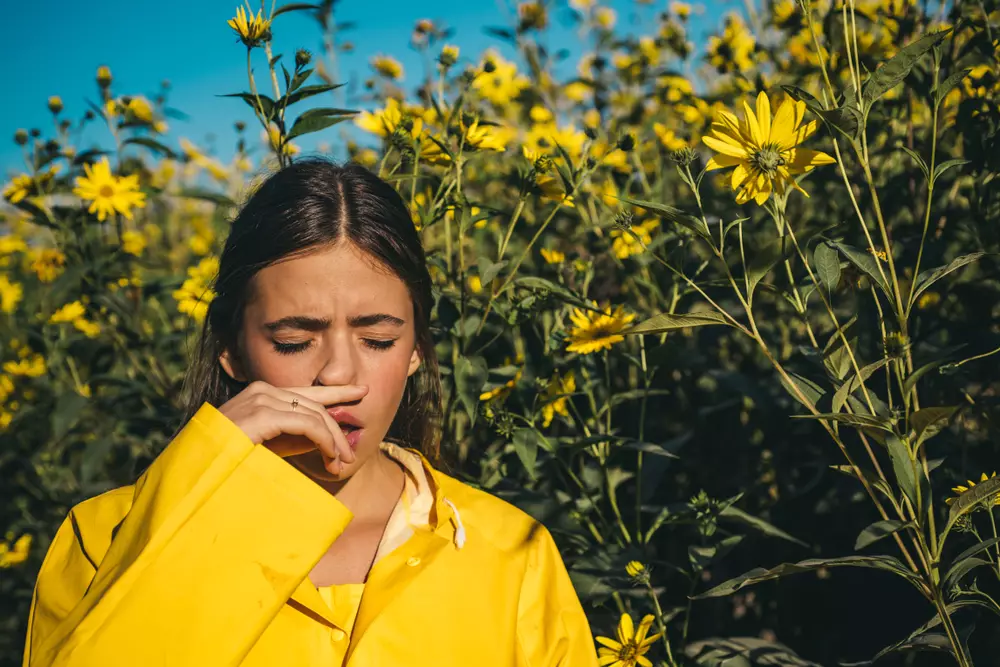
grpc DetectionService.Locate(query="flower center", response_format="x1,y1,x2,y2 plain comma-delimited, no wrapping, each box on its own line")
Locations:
98,184,115,198
619,643,638,660
750,145,785,175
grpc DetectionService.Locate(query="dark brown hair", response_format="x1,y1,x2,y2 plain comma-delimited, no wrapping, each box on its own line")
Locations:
178,158,442,462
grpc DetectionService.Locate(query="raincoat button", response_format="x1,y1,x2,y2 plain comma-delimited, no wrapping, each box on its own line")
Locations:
406,556,421,567
332,629,346,642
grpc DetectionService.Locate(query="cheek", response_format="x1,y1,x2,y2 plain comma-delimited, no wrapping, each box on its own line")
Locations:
359,346,415,415
242,337,314,386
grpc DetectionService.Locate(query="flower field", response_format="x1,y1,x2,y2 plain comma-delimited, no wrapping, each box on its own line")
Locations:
3,0,1000,664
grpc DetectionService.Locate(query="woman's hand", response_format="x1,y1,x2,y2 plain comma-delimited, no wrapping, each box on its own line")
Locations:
218,381,367,475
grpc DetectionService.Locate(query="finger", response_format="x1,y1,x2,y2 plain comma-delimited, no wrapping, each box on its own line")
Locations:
254,399,337,459
269,390,356,465
278,384,369,407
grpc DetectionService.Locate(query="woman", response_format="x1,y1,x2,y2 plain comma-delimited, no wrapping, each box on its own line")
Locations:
23,159,598,666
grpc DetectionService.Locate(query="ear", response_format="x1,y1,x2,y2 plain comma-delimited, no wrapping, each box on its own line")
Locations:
406,346,422,378
219,348,248,383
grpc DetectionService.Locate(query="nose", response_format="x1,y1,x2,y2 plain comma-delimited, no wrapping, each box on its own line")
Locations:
315,333,359,389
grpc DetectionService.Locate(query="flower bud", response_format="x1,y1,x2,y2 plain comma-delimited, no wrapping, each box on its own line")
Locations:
14,129,28,146
295,49,312,68
47,96,63,114
96,65,113,88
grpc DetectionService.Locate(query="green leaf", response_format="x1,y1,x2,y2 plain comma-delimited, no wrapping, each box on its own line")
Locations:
689,535,744,571
177,188,236,207
832,358,887,413
477,257,507,285
863,30,951,108
746,235,794,299
693,555,924,599
829,241,890,298
122,137,177,159
284,83,344,107
290,68,314,93
512,428,539,477
51,392,89,441
511,276,589,308
686,637,821,667
934,67,972,107
780,372,826,410
855,520,911,550
885,434,918,509
273,2,319,17
932,159,968,183
719,505,808,547
900,146,930,180
286,110,354,141
453,356,488,423
780,85,859,139
792,412,893,431
813,242,841,295
616,194,711,241
624,311,732,335
910,406,958,449
220,92,276,119
944,537,1000,590
910,252,985,308
945,476,1000,535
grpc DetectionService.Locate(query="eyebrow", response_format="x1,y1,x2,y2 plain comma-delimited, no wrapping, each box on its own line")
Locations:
263,313,405,331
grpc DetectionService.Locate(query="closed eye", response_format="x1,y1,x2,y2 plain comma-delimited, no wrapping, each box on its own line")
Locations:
363,338,397,351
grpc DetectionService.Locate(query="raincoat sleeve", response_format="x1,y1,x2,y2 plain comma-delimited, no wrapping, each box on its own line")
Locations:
24,402,354,667
515,524,599,666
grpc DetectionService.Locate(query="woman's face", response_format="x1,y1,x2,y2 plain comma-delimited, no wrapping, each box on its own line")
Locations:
220,241,421,482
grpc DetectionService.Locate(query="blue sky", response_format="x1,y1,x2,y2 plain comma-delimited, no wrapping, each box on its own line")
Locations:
1,0,729,175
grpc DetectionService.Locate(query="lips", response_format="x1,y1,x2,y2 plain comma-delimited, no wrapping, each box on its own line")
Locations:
327,407,364,450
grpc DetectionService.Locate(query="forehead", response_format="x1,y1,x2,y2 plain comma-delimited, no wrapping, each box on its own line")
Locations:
248,242,412,318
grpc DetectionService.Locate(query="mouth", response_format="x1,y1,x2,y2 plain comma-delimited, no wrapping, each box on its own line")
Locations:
327,407,364,450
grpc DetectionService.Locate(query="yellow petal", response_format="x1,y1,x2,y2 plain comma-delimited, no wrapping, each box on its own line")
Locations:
705,154,742,171
787,148,836,171
637,656,654,667
742,99,762,147
731,163,750,190
703,134,748,158
756,92,772,141
617,613,635,643
598,653,622,667
596,636,623,649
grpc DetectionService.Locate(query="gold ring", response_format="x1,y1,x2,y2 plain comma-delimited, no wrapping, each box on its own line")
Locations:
290,398,299,411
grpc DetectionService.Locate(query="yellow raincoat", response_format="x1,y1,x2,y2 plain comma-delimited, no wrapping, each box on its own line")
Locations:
23,403,599,666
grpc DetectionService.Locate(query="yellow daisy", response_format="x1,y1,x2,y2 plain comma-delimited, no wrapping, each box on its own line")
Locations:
566,305,635,354
611,219,659,260
703,91,836,206
2,165,61,204
596,613,662,667
540,248,566,264
541,370,576,427
0,534,32,568
228,2,271,48
49,301,87,323
0,274,23,313
473,51,529,107
371,55,404,80
73,158,147,221
29,248,66,283
946,472,1000,506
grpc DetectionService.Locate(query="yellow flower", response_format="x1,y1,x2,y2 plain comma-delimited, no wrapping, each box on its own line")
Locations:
917,292,941,309
121,230,147,256
564,81,590,102
3,165,61,204
670,1,691,18
48,96,64,114
946,472,1000,506
0,411,12,430
463,119,513,153
611,220,659,259
0,375,13,402
658,75,694,102
0,274,23,313
73,157,147,221
30,248,66,283
540,248,566,264
179,139,230,181
74,318,102,338
473,51,529,106
707,14,755,73
96,65,112,87
439,44,460,67
49,301,86,324
626,560,646,577
479,361,523,402
534,172,575,207
126,96,155,123
652,123,687,152
0,236,27,255
0,534,32,568
703,92,836,205
355,98,422,139
264,124,300,157
567,305,635,354
76,384,92,398
594,7,617,29
518,1,548,29
371,55,404,80
173,257,219,322
228,2,271,48
4,354,46,378
596,613,662,667
541,370,575,427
